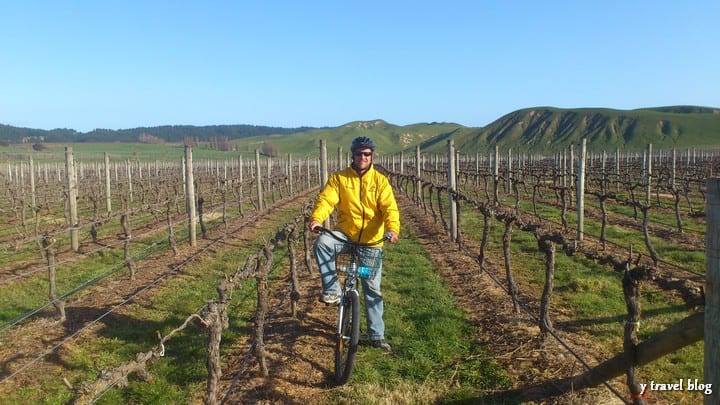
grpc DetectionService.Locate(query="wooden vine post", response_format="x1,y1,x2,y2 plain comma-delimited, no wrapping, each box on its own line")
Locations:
255,149,264,211
474,151,480,189
447,139,458,241
29,156,36,220
104,152,112,215
287,153,293,196
616,147,621,192
493,145,500,203
706,178,720,405
238,155,245,216
576,138,587,243
645,144,652,205
319,140,329,229
640,144,660,266
507,147,512,194
338,146,344,173
416,145,422,205
65,146,80,252
569,143,574,203
306,156,311,190
185,145,197,247
126,158,133,203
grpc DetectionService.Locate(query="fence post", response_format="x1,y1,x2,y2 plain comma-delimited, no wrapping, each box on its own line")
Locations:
29,156,36,215
507,147,512,193
65,146,80,252
671,148,677,189
104,153,112,215
616,147,621,192
415,145,422,204
126,159,133,204
447,140,458,241
337,146,343,173
255,149,264,211
474,151,480,188
184,145,197,247
319,140,329,228
287,153,293,195
319,140,328,187
493,145,499,203
576,138,587,242
706,178,720,405
645,144,653,205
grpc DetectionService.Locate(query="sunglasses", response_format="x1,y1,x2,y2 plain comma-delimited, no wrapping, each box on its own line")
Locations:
353,151,373,157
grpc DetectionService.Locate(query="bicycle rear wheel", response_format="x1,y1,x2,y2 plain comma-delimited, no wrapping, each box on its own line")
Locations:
334,290,360,384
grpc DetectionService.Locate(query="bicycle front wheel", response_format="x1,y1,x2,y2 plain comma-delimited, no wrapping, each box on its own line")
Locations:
334,290,360,384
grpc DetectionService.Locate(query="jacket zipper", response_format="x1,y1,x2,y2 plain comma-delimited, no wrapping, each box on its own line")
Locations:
357,170,366,243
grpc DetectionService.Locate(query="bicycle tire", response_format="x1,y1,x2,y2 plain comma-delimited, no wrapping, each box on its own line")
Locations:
334,290,360,384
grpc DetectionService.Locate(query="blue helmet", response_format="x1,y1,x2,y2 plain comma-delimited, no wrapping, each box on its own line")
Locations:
350,136,375,152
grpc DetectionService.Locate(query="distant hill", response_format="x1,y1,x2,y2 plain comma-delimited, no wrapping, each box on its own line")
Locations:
2,106,718,155
235,119,471,157
443,106,720,153
232,106,720,155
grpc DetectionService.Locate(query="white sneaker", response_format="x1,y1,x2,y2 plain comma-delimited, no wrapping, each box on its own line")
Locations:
319,293,340,305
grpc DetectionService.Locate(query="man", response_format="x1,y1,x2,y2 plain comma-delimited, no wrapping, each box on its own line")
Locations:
308,136,400,352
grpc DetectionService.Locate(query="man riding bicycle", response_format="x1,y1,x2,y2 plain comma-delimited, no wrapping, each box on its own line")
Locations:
308,136,400,352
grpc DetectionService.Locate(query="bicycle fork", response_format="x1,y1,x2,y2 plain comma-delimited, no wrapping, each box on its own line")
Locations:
336,288,357,337
336,272,358,341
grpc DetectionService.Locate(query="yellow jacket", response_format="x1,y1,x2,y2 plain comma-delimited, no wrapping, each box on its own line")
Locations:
311,164,400,244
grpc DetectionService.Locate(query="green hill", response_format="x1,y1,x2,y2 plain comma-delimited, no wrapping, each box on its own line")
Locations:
235,119,470,157
2,106,718,157
452,106,720,153
232,106,720,156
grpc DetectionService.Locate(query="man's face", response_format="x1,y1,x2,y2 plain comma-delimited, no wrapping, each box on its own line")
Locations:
353,147,373,171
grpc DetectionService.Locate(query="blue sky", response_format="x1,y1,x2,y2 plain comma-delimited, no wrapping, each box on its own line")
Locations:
2,1,718,132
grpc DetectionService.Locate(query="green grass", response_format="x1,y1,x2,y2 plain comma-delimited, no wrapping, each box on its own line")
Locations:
455,195,704,402
503,194,706,274
327,225,511,403
0,224,183,326
0,200,300,404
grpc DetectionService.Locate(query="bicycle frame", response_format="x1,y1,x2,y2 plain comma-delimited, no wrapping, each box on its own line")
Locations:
314,226,389,384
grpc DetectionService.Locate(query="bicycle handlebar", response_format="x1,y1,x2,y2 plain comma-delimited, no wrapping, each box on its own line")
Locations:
312,226,390,247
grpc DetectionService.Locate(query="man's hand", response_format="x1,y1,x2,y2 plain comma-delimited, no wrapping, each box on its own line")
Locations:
386,232,399,244
308,220,322,233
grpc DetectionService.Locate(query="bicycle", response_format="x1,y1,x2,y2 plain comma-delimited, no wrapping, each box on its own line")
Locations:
313,226,390,385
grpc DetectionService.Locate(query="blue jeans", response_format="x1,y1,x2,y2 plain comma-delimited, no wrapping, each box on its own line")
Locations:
313,231,385,341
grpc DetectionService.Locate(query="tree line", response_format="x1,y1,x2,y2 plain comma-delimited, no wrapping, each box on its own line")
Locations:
0,123,319,144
